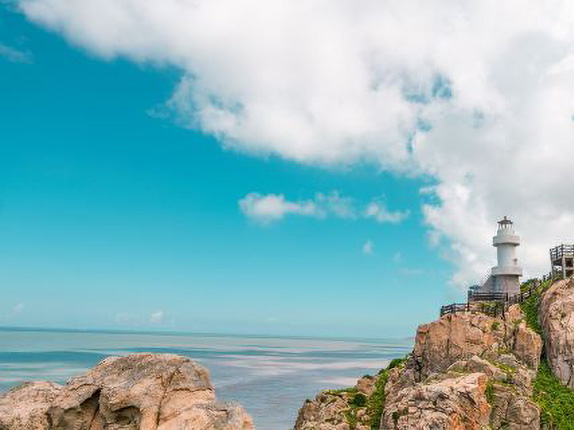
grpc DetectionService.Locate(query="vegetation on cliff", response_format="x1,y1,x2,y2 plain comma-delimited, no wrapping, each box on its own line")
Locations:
534,359,574,429
520,279,574,429
301,356,408,430
520,278,545,334
366,358,405,430
296,276,574,430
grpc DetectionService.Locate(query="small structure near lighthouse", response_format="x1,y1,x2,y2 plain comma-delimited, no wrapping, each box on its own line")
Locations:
550,244,574,279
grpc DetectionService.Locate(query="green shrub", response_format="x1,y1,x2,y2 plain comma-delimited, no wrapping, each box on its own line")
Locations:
325,387,357,396
485,381,495,405
387,357,406,370
349,393,367,407
367,357,407,429
521,278,538,292
519,287,542,334
344,410,358,430
367,368,388,430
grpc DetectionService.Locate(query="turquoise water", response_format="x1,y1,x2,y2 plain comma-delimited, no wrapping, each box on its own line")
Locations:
0,328,412,429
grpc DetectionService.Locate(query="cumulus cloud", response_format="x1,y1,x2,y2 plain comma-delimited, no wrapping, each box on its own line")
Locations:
365,201,410,224
150,310,165,323
239,192,407,225
239,193,321,224
363,240,374,255
17,0,574,286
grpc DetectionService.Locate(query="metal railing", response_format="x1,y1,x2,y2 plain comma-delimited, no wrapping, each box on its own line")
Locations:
440,283,538,318
467,291,508,302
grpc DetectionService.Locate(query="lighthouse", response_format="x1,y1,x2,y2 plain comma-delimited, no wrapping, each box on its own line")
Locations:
491,216,522,295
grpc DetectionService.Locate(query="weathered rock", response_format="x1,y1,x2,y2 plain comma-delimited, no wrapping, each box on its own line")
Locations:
294,393,351,430
0,382,63,430
486,385,539,430
393,310,541,429
413,307,541,379
539,277,574,388
0,354,253,430
507,305,543,370
356,376,376,397
382,372,491,430
293,375,377,430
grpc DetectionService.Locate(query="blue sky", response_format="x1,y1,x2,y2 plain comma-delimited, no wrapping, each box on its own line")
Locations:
0,6,457,337
5,0,572,338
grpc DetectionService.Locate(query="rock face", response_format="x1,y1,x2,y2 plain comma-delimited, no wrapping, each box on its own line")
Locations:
382,307,541,430
0,354,253,430
294,376,376,430
413,306,542,378
539,277,574,388
383,372,491,429
294,306,542,430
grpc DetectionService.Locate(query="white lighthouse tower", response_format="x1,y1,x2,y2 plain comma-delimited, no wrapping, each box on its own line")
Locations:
491,216,522,295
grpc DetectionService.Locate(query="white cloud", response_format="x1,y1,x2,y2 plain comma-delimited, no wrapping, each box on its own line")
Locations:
239,193,320,224
363,239,374,255
365,202,410,224
0,43,32,63
150,310,164,323
17,0,574,286
239,192,407,225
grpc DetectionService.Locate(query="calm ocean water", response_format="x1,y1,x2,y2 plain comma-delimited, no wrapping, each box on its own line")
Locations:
0,328,411,430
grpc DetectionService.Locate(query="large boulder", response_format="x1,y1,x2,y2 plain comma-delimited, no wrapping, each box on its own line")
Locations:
391,309,541,430
382,354,539,430
413,306,542,379
381,372,491,430
539,277,574,388
294,376,376,430
0,354,254,430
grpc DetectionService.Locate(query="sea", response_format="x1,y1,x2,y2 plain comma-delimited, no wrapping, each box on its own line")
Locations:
0,327,412,430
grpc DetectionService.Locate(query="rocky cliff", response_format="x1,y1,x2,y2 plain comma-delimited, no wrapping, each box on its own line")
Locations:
295,304,543,430
0,353,253,430
539,277,574,389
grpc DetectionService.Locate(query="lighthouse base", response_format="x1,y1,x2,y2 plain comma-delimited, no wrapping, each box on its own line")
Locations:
493,275,520,296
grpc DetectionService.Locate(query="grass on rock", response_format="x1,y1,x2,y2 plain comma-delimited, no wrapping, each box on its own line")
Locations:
533,359,574,429
519,278,574,429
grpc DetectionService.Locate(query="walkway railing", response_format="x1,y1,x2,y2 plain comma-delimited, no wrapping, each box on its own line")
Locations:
440,283,539,318
467,291,508,302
